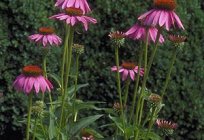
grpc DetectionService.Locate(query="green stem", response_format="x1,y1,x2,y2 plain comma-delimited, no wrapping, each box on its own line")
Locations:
41,51,48,101
129,46,143,123
26,93,33,140
41,49,53,110
115,46,126,139
32,118,38,140
134,29,161,140
135,29,149,126
145,108,157,139
59,26,74,129
124,78,131,106
58,25,71,140
161,46,178,98
73,54,80,122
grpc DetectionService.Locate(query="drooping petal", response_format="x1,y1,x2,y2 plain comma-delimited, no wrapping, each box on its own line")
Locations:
122,69,129,81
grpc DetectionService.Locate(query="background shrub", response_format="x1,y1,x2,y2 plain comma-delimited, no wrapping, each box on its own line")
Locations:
0,0,204,139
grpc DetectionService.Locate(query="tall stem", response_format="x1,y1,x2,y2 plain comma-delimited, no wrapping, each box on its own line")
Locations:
129,46,143,123
135,29,149,126
124,79,131,106
134,29,161,140
58,25,71,136
161,46,178,98
26,93,33,140
115,46,127,139
32,118,38,140
73,54,80,122
41,49,48,101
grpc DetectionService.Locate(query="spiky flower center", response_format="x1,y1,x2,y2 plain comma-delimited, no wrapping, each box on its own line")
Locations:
109,31,125,39
169,35,186,43
65,7,83,16
39,27,54,34
22,65,43,76
157,119,177,129
122,62,136,70
154,0,177,10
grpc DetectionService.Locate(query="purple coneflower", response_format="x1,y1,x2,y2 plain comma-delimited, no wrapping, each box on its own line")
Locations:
138,0,184,30
29,27,62,47
168,34,187,43
111,62,144,81
55,0,91,14
125,22,165,43
13,65,53,95
50,7,97,31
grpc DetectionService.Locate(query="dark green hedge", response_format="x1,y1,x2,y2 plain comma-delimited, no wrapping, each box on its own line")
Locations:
0,0,204,139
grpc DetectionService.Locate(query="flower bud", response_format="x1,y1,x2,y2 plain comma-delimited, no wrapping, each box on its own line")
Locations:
73,44,85,55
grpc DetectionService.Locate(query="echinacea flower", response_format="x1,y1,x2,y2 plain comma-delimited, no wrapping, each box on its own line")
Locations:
29,27,62,47
168,34,186,44
111,62,144,81
156,119,177,135
125,23,165,43
13,65,53,94
50,7,97,31
55,0,91,14
109,31,125,47
138,0,184,30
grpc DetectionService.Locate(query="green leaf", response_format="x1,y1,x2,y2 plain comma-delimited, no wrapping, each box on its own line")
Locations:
109,115,124,133
47,73,61,88
84,128,104,138
67,83,89,98
48,112,56,139
69,115,103,136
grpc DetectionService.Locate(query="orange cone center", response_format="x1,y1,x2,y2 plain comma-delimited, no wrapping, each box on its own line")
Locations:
39,27,54,34
22,65,43,76
122,62,136,70
154,0,177,10
65,7,83,16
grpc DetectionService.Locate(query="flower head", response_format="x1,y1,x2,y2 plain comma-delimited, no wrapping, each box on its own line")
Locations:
55,0,91,14
29,27,62,47
32,101,45,118
154,0,177,10
109,31,125,47
148,93,162,104
168,34,186,44
156,119,177,135
125,23,165,43
50,7,97,31
73,44,85,55
138,0,184,30
111,62,144,81
13,65,53,94
81,129,95,140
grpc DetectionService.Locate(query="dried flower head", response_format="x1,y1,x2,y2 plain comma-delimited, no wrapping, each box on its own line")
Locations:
149,93,162,104
73,44,85,55
156,119,177,135
109,31,125,47
169,34,187,44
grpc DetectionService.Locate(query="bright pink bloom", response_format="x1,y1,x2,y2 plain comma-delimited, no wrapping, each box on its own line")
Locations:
29,27,62,47
55,0,91,14
111,62,144,81
138,0,184,30
13,66,53,95
125,23,165,43
50,7,97,31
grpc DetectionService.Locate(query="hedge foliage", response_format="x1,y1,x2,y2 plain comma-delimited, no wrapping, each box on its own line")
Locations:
0,0,204,139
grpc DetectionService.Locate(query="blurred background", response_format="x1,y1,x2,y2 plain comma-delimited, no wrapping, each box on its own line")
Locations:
0,0,204,139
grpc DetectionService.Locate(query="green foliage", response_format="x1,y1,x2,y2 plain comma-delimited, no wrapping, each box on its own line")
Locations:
0,0,204,139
